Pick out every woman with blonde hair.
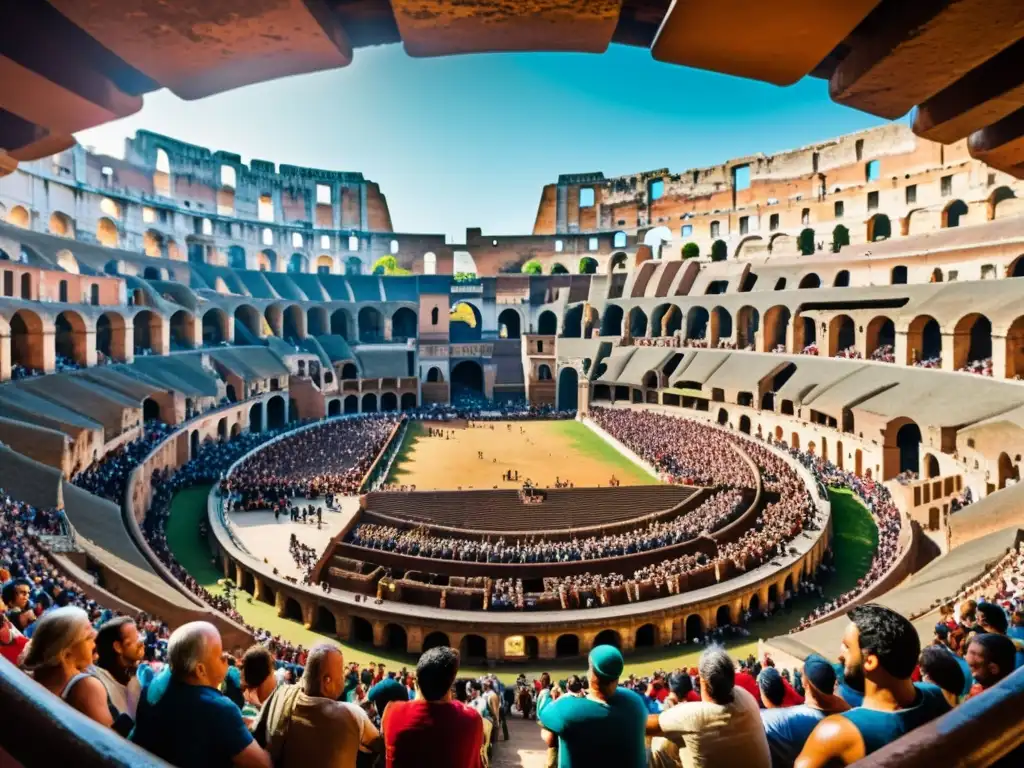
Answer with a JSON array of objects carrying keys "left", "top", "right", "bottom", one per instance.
[{"left": 20, "top": 606, "right": 115, "bottom": 728}]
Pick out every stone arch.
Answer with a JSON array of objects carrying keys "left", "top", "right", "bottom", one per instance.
[
  {"left": 287, "top": 252, "right": 306, "bottom": 274},
  {"left": 733, "top": 235, "right": 763, "bottom": 260},
  {"left": 1006, "top": 315, "right": 1024, "bottom": 379},
  {"left": 562, "top": 305, "right": 583, "bottom": 338},
  {"left": 578, "top": 256, "right": 598, "bottom": 275},
  {"left": 687, "top": 306, "right": 709, "bottom": 341},
  {"left": 1007, "top": 255, "right": 1024, "bottom": 279},
  {"left": 249, "top": 402, "right": 264, "bottom": 432},
  {"left": 558, "top": 366, "right": 579, "bottom": 411},
  {"left": 627, "top": 306, "right": 648, "bottom": 337},
  {"left": 867, "top": 213, "right": 892, "bottom": 241},
  {"left": 361, "top": 393, "right": 378, "bottom": 413},
  {"left": 834, "top": 269, "right": 851, "bottom": 288},
  {"left": 344, "top": 395, "right": 359, "bottom": 414},
  {"left": 340, "top": 362, "right": 359, "bottom": 380},
  {"left": 592, "top": 629, "right": 621, "bottom": 650},
  {"left": 634, "top": 624, "right": 657, "bottom": 648},
  {"left": 423, "top": 631, "right": 450, "bottom": 651},
  {"left": 96, "top": 311, "right": 126, "bottom": 360},
  {"left": 307, "top": 307, "right": 329, "bottom": 337},
  {"left": 228, "top": 246, "right": 246, "bottom": 270},
  {"left": 798, "top": 273, "right": 821, "bottom": 289},
  {"left": 737, "top": 306, "right": 760, "bottom": 349},
  {"left": 763, "top": 306, "right": 791, "bottom": 352},
  {"left": 328, "top": 399, "right": 342, "bottom": 417},
  {"left": 998, "top": 452, "right": 1020, "bottom": 490},
  {"left": 189, "top": 430, "right": 200, "bottom": 459},
  {"left": 739, "top": 414, "right": 751, "bottom": 434},
  {"left": 600, "top": 305, "right": 623, "bottom": 337},
  {"left": 791, "top": 432, "right": 800, "bottom": 450},
  {"left": 451, "top": 360, "right": 484, "bottom": 400},
  {"left": 380, "top": 392, "right": 398, "bottom": 412},
  {"left": 866, "top": 316, "right": 895, "bottom": 360},
  {"left": 828, "top": 314, "right": 856, "bottom": 357},
  {"left": 234, "top": 305, "right": 263, "bottom": 340},
  {"left": 330, "top": 309, "right": 351, "bottom": 339},
  {"left": 715, "top": 605, "right": 732, "bottom": 627},
  {"left": 953, "top": 313, "right": 991, "bottom": 370},
  {"left": 385, "top": 624, "right": 408, "bottom": 652},
  {"left": 555, "top": 634, "right": 580, "bottom": 658},
  {"left": 710, "top": 306, "right": 732, "bottom": 346},
  {"left": 266, "top": 395, "right": 287, "bottom": 429},
  {"left": 449, "top": 301, "right": 482, "bottom": 343},
  {"left": 351, "top": 616, "right": 374, "bottom": 645},
  {"left": 924, "top": 453, "right": 940, "bottom": 479},
  {"left": 891, "top": 265, "right": 908, "bottom": 285},
  {"left": 401, "top": 392, "right": 417, "bottom": 410},
  {"left": 497, "top": 308, "right": 522, "bottom": 339},
  {"left": 8, "top": 206, "right": 29, "bottom": 228},
  {"left": 168, "top": 310, "right": 192, "bottom": 350},
  {"left": 538, "top": 310, "right": 558, "bottom": 336},
  {"left": 426, "top": 366, "right": 444, "bottom": 383},
  {"left": 538, "top": 364, "right": 553, "bottom": 380},
  {"left": 392, "top": 307, "right": 417, "bottom": 340},
  {"left": 134, "top": 309, "right": 164, "bottom": 353},
  {"left": 54, "top": 310, "right": 88, "bottom": 365},
  {"left": 685, "top": 614, "right": 704, "bottom": 641},
  {"left": 942, "top": 199, "right": 968, "bottom": 228},
  {"left": 717, "top": 407, "right": 728, "bottom": 425},
  {"left": 905, "top": 315, "right": 941, "bottom": 365},
  {"left": 358, "top": 306, "right": 385, "bottom": 343},
  {"left": 608, "top": 252, "right": 628, "bottom": 272},
  {"left": 9, "top": 309, "right": 45, "bottom": 371},
  {"left": 202, "top": 308, "right": 229, "bottom": 346},
  {"left": 55, "top": 249, "right": 79, "bottom": 275},
  {"left": 96, "top": 217, "right": 119, "bottom": 248},
  {"left": 256, "top": 250, "right": 276, "bottom": 272},
  {"left": 460, "top": 634, "right": 487, "bottom": 661}
]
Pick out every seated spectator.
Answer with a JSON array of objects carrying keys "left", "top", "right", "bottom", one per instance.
[
  {"left": 918, "top": 646, "right": 966, "bottom": 708},
  {"left": 976, "top": 602, "right": 1024, "bottom": 669},
  {"left": 540, "top": 645, "right": 648, "bottom": 768},
  {"left": 256, "top": 644, "right": 380, "bottom": 767},
  {"left": 91, "top": 616, "right": 146, "bottom": 721},
  {"left": 794, "top": 605, "right": 950, "bottom": 768},
  {"left": 240, "top": 645, "right": 277, "bottom": 723},
  {"left": 3, "top": 578, "right": 38, "bottom": 633},
  {"left": 382, "top": 646, "right": 483, "bottom": 768},
  {"left": 130, "top": 621, "right": 271, "bottom": 768},
  {"left": 21, "top": 606, "right": 115, "bottom": 729},
  {"left": 648, "top": 646, "right": 770, "bottom": 768},
  {"left": 0, "top": 613, "right": 28, "bottom": 665},
  {"left": 761, "top": 654, "right": 848, "bottom": 768},
  {"left": 965, "top": 634, "right": 1018, "bottom": 700}
]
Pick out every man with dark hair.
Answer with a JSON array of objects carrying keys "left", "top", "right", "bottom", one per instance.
[
  {"left": 2, "top": 578, "right": 37, "bottom": 632},
  {"left": 540, "top": 645, "right": 647, "bottom": 768},
  {"left": 91, "top": 616, "right": 145, "bottom": 719},
  {"left": 381, "top": 646, "right": 483, "bottom": 767},
  {"left": 918, "top": 646, "right": 965, "bottom": 707},
  {"left": 965, "top": 634, "right": 1017, "bottom": 698},
  {"left": 794, "top": 605, "right": 949, "bottom": 768},
  {"left": 240, "top": 645, "right": 277, "bottom": 722},
  {"left": 761, "top": 654, "right": 849, "bottom": 768},
  {"left": 976, "top": 603, "right": 1024, "bottom": 669},
  {"left": 648, "top": 646, "right": 770, "bottom": 768},
  {"left": 758, "top": 667, "right": 787, "bottom": 709}
]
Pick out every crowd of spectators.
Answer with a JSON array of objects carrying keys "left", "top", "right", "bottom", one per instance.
[
  {"left": 72, "top": 422, "right": 173, "bottom": 501},
  {"left": 958, "top": 357, "right": 995, "bottom": 377},
  {"left": 913, "top": 355, "right": 942, "bottom": 369},
  {"left": 870, "top": 344, "right": 896, "bottom": 363},
  {"left": 834, "top": 346, "right": 863, "bottom": 360}
]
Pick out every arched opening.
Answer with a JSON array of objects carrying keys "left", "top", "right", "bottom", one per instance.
[
  {"left": 829, "top": 315, "right": 856, "bottom": 357},
  {"left": 891, "top": 265, "right": 908, "bottom": 285},
  {"left": 449, "top": 302, "right": 482, "bottom": 343},
  {"left": 538, "top": 310, "right": 558, "bottom": 336},
  {"left": 248, "top": 403, "right": 263, "bottom": 433},
  {"left": 538, "top": 364, "right": 553, "bottom": 380},
  {"left": 96, "top": 217, "right": 119, "bottom": 248},
  {"left": 867, "top": 213, "right": 892, "bottom": 241},
  {"left": 592, "top": 629, "right": 621, "bottom": 650},
  {"left": 711, "top": 307, "right": 732, "bottom": 346},
  {"left": 797, "top": 228, "right": 815, "bottom": 256},
  {"left": 142, "top": 398, "right": 161, "bottom": 423},
  {"left": 739, "top": 415, "right": 751, "bottom": 434},
  {"left": 600, "top": 305, "right": 624, "bottom": 337},
  {"left": 9, "top": 310, "right": 45, "bottom": 372},
  {"left": 998, "top": 453, "right": 1020, "bottom": 490},
  {"left": 798, "top": 273, "right": 821, "bottom": 289},
  {"left": 1006, "top": 316, "right": 1024, "bottom": 379},
  {"left": 628, "top": 306, "right": 648, "bottom": 338},
  {"left": 423, "top": 631, "right": 450, "bottom": 651},
  {"left": 391, "top": 308, "right": 417, "bottom": 341},
  {"left": 202, "top": 309, "right": 227, "bottom": 346},
  {"left": 763, "top": 306, "right": 791, "bottom": 352},
  {"left": 53, "top": 311, "right": 87, "bottom": 366},
  {"left": 953, "top": 313, "right": 992, "bottom": 371},
  {"left": 562, "top": 305, "right": 583, "bottom": 338},
  {"left": 328, "top": 399, "right": 342, "bottom": 417},
  {"left": 385, "top": 624, "right": 408, "bottom": 652},
  {"left": 717, "top": 408, "right": 728, "bottom": 426},
  {"left": 344, "top": 395, "right": 359, "bottom": 414},
  {"left": 715, "top": 605, "right": 732, "bottom": 627},
  {"left": 687, "top": 307, "right": 709, "bottom": 341},
  {"left": 380, "top": 392, "right": 398, "bottom": 412},
  {"left": 358, "top": 306, "right": 385, "bottom": 343},
  {"left": 400, "top": 393, "right": 417, "bottom": 410},
  {"left": 330, "top": 310, "right": 350, "bottom": 339},
  {"left": 361, "top": 393, "right": 378, "bottom": 413},
  {"left": 685, "top": 615, "right": 704, "bottom": 641},
  {"left": 228, "top": 246, "right": 246, "bottom": 270},
  {"left": 426, "top": 366, "right": 444, "bottom": 383},
  {"left": 451, "top": 360, "right": 484, "bottom": 403},
  {"left": 550, "top": 262, "right": 569, "bottom": 275},
  {"left": 609, "top": 252, "right": 628, "bottom": 272},
  {"left": 282, "top": 597, "right": 302, "bottom": 622},
  {"left": 924, "top": 454, "right": 940, "bottom": 479},
  {"left": 266, "top": 395, "right": 286, "bottom": 429},
  {"left": 896, "top": 421, "right": 922, "bottom": 476},
  {"left": 578, "top": 257, "right": 598, "bottom": 274},
  {"left": 234, "top": 305, "right": 262, "bottom": 341},
  {"left": 943, "top": 200, "right": 968, "bottom": 228},
  {"left": 497, "top": 308, "right": 521, "bottom": 339},
  {"left": 307, "top": 308, "right": 328, "bottom": 337},
  {"left": 315, "top": 607, "right": 336, "bottom": 635},
  {"left": 833, "top": 270, "right": 850, "bottom": 288},
  {"left": 257, "top": 249, "right": 277, "bottom": 272},
  {"left": 190, "top": 430, "right": 200, "bottom": 459},
  {"left": 635, "top": 624, "right": 657, "bottom": 648},
  {"left": 280, "top": 305, "right": 303, "bottom": 342},
  {"left": 1008, "top": 255, "right": 1024, "bottom": 279},
  {"left": 558, "top": 367, "right": 579, "bottom": 411},
  {"left": 460, "top": 634, "right": 487, "bottom": 662},
  {"left": 351, "top": 617, "right": 374, "bottom": 645},
  {"left": 907, "top": 315, "right": 942, "bottom": 365},
  {"left": 340, "top": 362, "right": 358, "bottom": 380},
  {"left": 555, "top": 634, "right": 580, "bottom": 658},
  {"left": 94, "top": 312, "right": 123, "bottom": 361},
  {"left": 287, "top": 253, "right": 306, "bottom": 274},
  {"left": 131, "top": 310, "right": 159, "bottom": 353},
  {"left": 866, "top": 316, "right": 896, "bottom": 361},
  {"left": 346, "top": 256, "right": 362, "bottom": 276}
]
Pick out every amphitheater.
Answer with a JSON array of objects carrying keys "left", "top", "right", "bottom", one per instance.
[{"left": 2, "top": 4, "right": 1024, "bottom": 768}]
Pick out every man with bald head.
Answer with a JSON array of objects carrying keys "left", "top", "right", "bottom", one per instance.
[
  {"left": 256, "top": 643, "right": 381, "bottom": 767},
  {"left": 130, "top": 621, "right": 271, "bottom": 768}
]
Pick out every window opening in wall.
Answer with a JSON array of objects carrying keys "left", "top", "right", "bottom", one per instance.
[
  {"left": 732, "top": 165, "right": 750, "bottom": 191},
  {"left": 220, "top": 165, "right": 236, "bottom": 188},
  {"left": 202, "top": 218, "right": 213, "bottom": 236},
  {"left": 424, "top": 252, "right": 437, "bottom": 275},
  {"left": 291, "top": 232, "right": 303, "bottom": 248},
  {"left": 320, "top": 235, "right": 331, "bottom": 249},
  {"left": 649, "top": 180, "right": 664, "bottom": 201},
  {"left": 143, "top": 207, "right": 156, "bottom": 224},
  {"left": 812, "top": 152, "right": 820, "bottom": 173},
  {"left": 941, "top": 175, "right": 953, "bottom": 197},
  {"left": 801, "top": 208, "right": 810, "bottom": 226},
  {"left": 739, "top": 216, "right": 749, "bottom": 235},
  {"left": 834, "top": 201, "right": 844, "bottom": 218},
  {"left": 681, "top": 224, "right": 693, "bottom": 237},
  {"left": 613, "top": 232, "right": 627, "bottom": 248},
  {"left": 906, "top": 185, "right": 917, "bottom": 204},
  {"left": 316, "top": 184, "right": 331, "bottom": 204},
  {"left": 348, "top": 235, "right": 359, "bottom": 251},
  {"left": 855, "top": 139, "right": 864, "bottom": 161},
  {"left": 262, "top": 228, "right": 273, "bottom": 246},
  {"left": 554, "top": 240, "right": 564, "bottom": 252},
  {"left": 865, "top": 160, "right": 880, "bottom": 182},
  {"left": 710, "top": 221, "right": 720, "bottom": 238},
  {"left": 588, "top": 237, "right": 598, "bottom": 251},
  {"left": 579, "top": 187, "right": 595, "bottom": 207},
  {"left": 867, "top": 191, "right": 879, "bottom": 211},
  {"left": 769, "top": 214, "right": 779, "bottom": 231},
  {"left": 100, "top": 198, "right": 120, "bottom": 219},
  {"left": 390, "top": 240, "right": 399, "bottom": 254},
  {"left": 258, "top": 194, "right": 274, "bottom": 222}
]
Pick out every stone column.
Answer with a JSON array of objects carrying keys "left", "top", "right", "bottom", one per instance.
[
  {"left": 333, "top": 612, "right": 351, "bottom": 641},
  {"left": 274, "top": 590, "right": 287, "bottom": 618},
  {"left": 991, "top": 334, "right": 1008, "bottom": 379},
  {"left": 40, "top": 329, "right": 56, "bottom": 373},
  {"left": 301, "top": 602, "right": 315, "bottom": 630},
  {"left": 941, "top": 332, "right": 957, "bottom": 372},
  {"left": 81, "top": 329, "right": 98, "bottom": 368},
  {"left": 0, "top": 330, "right": 10, "bottom": 382},
  {"left": 253, "top": 577, "right": 265, "bottom": 603},
  {"left": 406, "top": 626, "right": 424, "bottom": 655},
  {"left": 372, "top": 621, "right": 387, "bottom": 648},
  {"left": 895, "top": 329, "right": 909, "bottom": 366}
]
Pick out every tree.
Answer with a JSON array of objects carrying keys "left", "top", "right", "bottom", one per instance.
[
  {"left": 551, "top": 263, "right": 568, "bottom": 274},
  {"left": 522, "top": 259, "right": 543, "bottom": 275},
  {"left": 371, "top": 255, "right": 410, "bottom": 275},
  {"left": 831, "top": 225, "right": 850, "bottom": 253},
  {"left": 798, "top": 228, "right": 816, "bottom": 256},
  {"left": 682, "top": 242, "right": 700, "bottom": 260},
  {"left": 453, "top": 272, "right": 477, "bottom": 282},
  {"left": 710, "top": 240, "right": 727, "bottom": 262},
  {"left": 578, "top": 257, "right": 598, "bottom": 274}
]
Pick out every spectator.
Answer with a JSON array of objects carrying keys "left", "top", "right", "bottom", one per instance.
[
  {"left": 367, "top": 675, "right": 412, "bottom": 729},
  {"left": 130, "top": 621, "right": 271, "bottom": 768},
  {"left": 976, "top": 603, "right": 1024, "bottom": 669},
  {"left": 918, "top": 646, "right": 966, "bottom": 708},
  {"left": 794, "top": 605, "right": 950, "bottom": 768},
  {"left": 648, "top": 646, "right": 770, "bottom": 768},
  {"left": 91, "top": 616, "right": 146, "bottom": 721},
  {"left": 21, "top": 606, "right": 115, "bottom": 729},
  {"left": 239, "top": 645, "right": 277, "bottom": 723},
  {"left": 964, "top": 634, "right": 1017, "bottom": 699},
  {"left": 257, "top": 643, "right": 380, "bottom": 767},
  {"left": 761, "top": 654, "right": 848, "bottom": 768},
  {"left": 540, "top": 645, "right": 648, "bottom": 768},
  {"left": 382, "top": 646, "right": 483, "bottom": 768},
  {"left": 2, "top": 578, "right": 38, "bottom": 633}
]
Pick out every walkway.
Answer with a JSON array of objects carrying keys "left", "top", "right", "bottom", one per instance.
[{"left": 492, "top": 717, "right": 546, "bottom": 768}]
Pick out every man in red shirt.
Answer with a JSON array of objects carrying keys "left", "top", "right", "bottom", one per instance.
[{"left": 381, "top": 646, "right": 483, "bottom": 768}]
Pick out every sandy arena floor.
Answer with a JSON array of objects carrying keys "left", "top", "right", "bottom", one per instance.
[{"left": 384, "top": 419, "right": 657, "bottom": 491}]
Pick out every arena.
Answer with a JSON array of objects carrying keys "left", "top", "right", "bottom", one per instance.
[{"left": 1, "top": 4, "right": 1024, "bottom": 768}]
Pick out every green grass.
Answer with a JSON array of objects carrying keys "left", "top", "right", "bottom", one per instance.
[
  {"left": 167, "top": 486, "right": 876, "bottom": 680},
  {"left": 544, "top": 419, "right": 660, "bottom": 486},
  {"left": 383, "top": 421, "right": 426, "bottom": 485}
]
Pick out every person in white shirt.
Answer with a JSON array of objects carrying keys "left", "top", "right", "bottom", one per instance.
[{"left": 90, "top": 616, "right": 145, "bottom": 719}]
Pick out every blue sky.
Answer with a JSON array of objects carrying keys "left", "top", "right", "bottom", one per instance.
[{"left": 77, "top": 43, "right": 893, "bottom": 241}]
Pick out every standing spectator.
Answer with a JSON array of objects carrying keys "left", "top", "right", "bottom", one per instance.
[
  {"left": 130, "top": 621, "right": 271, "bottom": 768},
  {"left": 91, "top": 616, "right": 146, "bottom": 720},
  {"left": 20, "top": 606, "right": 114, "bottom": 729},
  {"left": 794, "top": 605, "right": 950, "bottom": 768},
  {"left": 382, "top": 646, "right": 483, "bottom": 768},
  {"left": 540, "top": 645, "right": 648, "bottom": 768},
  {"left": 964, "top": 634, "right": 1018, "bottom": 699},
  {"left": 648, "top": 646, "right": 770, "bottom": 768},
  {"left": 761, "top": 654, "right": 849, "bottom": 768},
  {"left": 256, "top": 644, "right": 381, "bottom": 767}
]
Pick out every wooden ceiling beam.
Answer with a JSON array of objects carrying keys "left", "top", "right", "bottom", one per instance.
[{"left": 969, "top": 107, "right": 1024, "bottom": 175}]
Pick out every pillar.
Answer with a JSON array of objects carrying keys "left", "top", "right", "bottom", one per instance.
[
  {"left": 120, "top": 322, "right": 134, "bottom": 364},
  {"left": 372, "top": 621, "right": 387, "bottom": 648},
  {"left": 301, "top": 601, "right": 316, "bottom": 629},
  {"left": 274, "top": 590, "right": 287, "bottom": 618},
  {"left": 620, "top": 631, "right": 636, "bottom": 653},
  {"left": 991, "top": 334, "right": 1007, "bottom": 380},
  {"left": 940, "top": 332, "right": 956, "bottom": 371},
  {"left": 81, "top": 329, "right": 98, "bottom": 367},
  {"left": 0, "top": 331, "right": 10, "bottom": 381},
  {"left": 539, "top": 635, "right": 557, "bottom": 661},
  {"left": 253, "top": 577, "right": 265, "bottom": 603},
  {"left": 40, "top": 329, "right": 56, "bottom": 373},
  {"left": 333, "top": 612, "right": 351, "bottom": 641},
  {"left": 153, "top": 318, "right": 171, "bottom": 356},
  {"left": 406, "top": 626, "right": 424, "bottom": 655}
]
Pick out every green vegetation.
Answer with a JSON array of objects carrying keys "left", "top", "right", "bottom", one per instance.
[
  {"left": 831, "top": 224, "right": 850, "bottom": 253},
  {"left": 521, "top": 259, "right": 543, "bottom": 275},
  {"left": 798, "top": 227, "right": 816, "bottom": 256},
  {"left": 545, "top": 420, "right": 659, "bottom": 486},
  {"left": 166, "top": 481, "right": 876, "bottom": 680},
  {"left": 371, "top": 255, "right": 411, "bottom": 276},
  {"left": 382, "top": 421, "right": 426, "bottom": 485},
  {"left": 550, "top": 263, "right": 569, "bottom": 274},
  {"left": 682, "top": 242, "right": 700, "bottom": 260},
  {"left": 710, "top": 240, "right": 727, "bottom": 262},
  {"left": 453, "top": 272, "right": 478, "bottom": 283},
  {"left": 578, "top": 257, "right": 598, "bottom": 274}
]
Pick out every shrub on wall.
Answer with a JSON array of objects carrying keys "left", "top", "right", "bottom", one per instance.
[
  {"left": 710, "top": 240, "right": 727, "bottom": 262},
  {"left": 682, "top": 242, "right": 700, "bottom": 260},
  {"left": 521, "top": 259, "right": 543, "bottom": 275}
]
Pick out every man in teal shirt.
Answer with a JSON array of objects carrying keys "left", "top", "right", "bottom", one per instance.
[{"left": 539, "top": 645, "right": 648, "bottom": 767}]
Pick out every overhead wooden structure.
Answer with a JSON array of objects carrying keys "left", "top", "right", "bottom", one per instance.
[{"left": 1, "top": 0, "right": 1023, "bottom": 175}]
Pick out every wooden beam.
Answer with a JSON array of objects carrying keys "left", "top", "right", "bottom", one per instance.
[
  {"left": 968, "top": 106, "right": 1024, "bottom": 175},
  {"left": 831, "top": 0, "right": 1024, "bottom": 119},
  {"left": 652, "top": 0, "right": 882, "bottom": 86},
  {"left": 8, "top": 133, "right": 76, "bottom": 163}
]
